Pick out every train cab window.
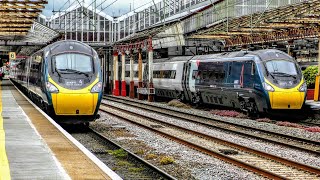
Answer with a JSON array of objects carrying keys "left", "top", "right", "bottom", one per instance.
[
  {"left": 54, "top": 53, "right": 93, "bottom": 73},
  {"left": 265, "top": 60, "right": 297, "bottom": 75}
]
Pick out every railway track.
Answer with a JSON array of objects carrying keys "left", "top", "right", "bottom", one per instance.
[
  {"left": 67, "top": 126, "right": 175, "bottom": 180},
  {"left": 104, "top": 96, "right": 320, "bottom": 156},
  {"left": 99, "top": 101, "right": 320, "bottom": 179}
]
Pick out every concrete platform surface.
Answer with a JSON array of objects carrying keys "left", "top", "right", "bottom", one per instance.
[
  {"left": 0, "top": 79, "right": 121, "bottom": 180},
  {"left": 1, "top": 81, "right": 69, "bottom": 179}
]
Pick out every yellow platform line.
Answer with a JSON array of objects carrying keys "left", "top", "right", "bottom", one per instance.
[{"left": 0, "top": 81, "right": 11, "bottom": 180}]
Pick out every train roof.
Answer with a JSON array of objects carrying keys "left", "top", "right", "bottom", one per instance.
[
  {"left": 192, "top": 51, "right": 249, "bottom": 60},
  {"left": 248, "top": 49, "right": 293, "bottom": 62},
  {"left": 153, "top": 56, "right": 193, "bottom": 63},
  {"left": 189, "top": 49, "right": 293, "bottom": 62},
  {"left": 46, "top": 40, "right": 94, "bottom": 56}
]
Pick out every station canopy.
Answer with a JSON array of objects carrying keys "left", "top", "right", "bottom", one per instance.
[
  {"left": 189, "top": 0, "right": 320, "bottom": 47},
  {"left": 0, "top": 0, "right": 59, "bottom": 46}
]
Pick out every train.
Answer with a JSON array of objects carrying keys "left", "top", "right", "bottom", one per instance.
[
  {"left": 124, "top": 49, "right": 306, "bottom": 115},
  {"left": 10, "top": 40, "right": 103, "bottom": 124}
]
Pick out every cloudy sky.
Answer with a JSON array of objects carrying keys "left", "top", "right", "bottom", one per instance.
[{"left": 43, "top": 0, "right": 152, "bottom": 17}]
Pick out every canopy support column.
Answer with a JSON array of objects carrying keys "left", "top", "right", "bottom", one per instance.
[
  {"left": 129, "top": 50, "right": 135, "bottom": 99},
  {"left": 148, "top": 37, "right": 154, "bottom": 102},
  {"left": 121, "top": 51, "right": 126, "bottom": 97},
  {"left": 138, "top": 48, "right": 143, "bottom": 100},
  {"left": 314, "top": 37, "right": 320, "bottom": 101},
  {"left": 113, "top": 51, "right": 120, "bottom": 96}
]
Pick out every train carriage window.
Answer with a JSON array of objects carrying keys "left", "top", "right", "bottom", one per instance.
[
  {"left": 251, "top": 62, "right": 255, "bottom": 75},
  {"left": 192, "top": 70, "right": 198, "bottom": 80},
  {"left": 208, "top": 71, "right": 214, "bottom": 79},
  {"left": 202, "top": 71, "right": 208, "bottom": 80},
  {"left": 170, "top": 71, "right": 176, "bottom": 79},
  {"left": 125, "top": 71, "right": 130, "bottom": 77}
]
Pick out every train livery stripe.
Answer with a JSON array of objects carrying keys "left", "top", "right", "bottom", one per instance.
[{"left": 0, "top": 81, "right": 11, "bottom": 180}]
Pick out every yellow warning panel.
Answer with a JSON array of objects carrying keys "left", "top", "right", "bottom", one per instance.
[{"left": 0, "top": 81, "right": 11, "bottom": 180}]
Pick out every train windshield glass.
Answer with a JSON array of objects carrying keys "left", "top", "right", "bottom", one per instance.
[
  {"left": 265, "top": 60, "right": 297, "bottom": 76},
  {"left": 54, "top": 53, "right": 93, "bottom": 73}
]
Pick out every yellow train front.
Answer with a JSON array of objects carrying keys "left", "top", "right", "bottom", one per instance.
[
  {"left": 46, "top": 40, "right": 103, "bottom": 123},
  {"left": 256, "top": 50, "right": 307, "bottom": 113},
  {"left": 11, "top": 40, "right": 103, "bottom": 124}
]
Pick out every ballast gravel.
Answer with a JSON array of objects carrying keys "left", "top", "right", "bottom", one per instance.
[
  {"left": 105, "top": 100, "right": 320, "bottom": 168},
  {"left": 104, "top": 97, "right": 320, "bottom": 142},
  {"left": 93, "top": 111, "right": 264, "bottom": 179}
]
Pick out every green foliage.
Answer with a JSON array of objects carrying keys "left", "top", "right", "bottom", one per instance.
[
  {"left": 117, "top": 161, "right": 133, "bottom": 167},
  {"left": 107, "top": 149, "right": 128, "bottom": 159},
  {"left": 128, "top": 167, "right": 144, "bottom": 172},
  {"left": 302, "top": 66, "right": 318, "bottom": 89},
  {"left": 135, "top": 149, "right": 145, "bottom": 155},
  {"left": 159, "top": 156, "right": 174, "bottom": 165},
  {"left": 146, "top": 153, "right": 157, "bottom": 160}
]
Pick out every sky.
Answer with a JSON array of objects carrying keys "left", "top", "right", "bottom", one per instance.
[{"left": 43, "top": 0, "right": 152, "bottom": 17}]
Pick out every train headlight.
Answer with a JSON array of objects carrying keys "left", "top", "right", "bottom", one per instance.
[
  {"left": 91, "top": 82, "right": 102, "bottom": 93},
  {"left": 46, "top": 82, "right": 59, "bottom": 93},
  {"left": 299, "top": 82, "right": 307, "bottom": 92},
  {"left": 262, "top": 82, "right": 275, "bottom": 92}
]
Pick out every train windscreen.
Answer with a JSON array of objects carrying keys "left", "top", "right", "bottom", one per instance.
[
  {"left": 54, "top": 53, "right": 93, "bottom": 73},
  {"left": 265, "top": 60, "right": 298, "bottom": 76}
]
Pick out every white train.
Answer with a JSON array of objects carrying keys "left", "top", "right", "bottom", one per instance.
[{"left": 121, "top": 49, "right": 306, "bottom": 114}]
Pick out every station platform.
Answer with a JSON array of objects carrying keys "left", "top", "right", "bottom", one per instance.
[
  {"left": 0, "top": 79, "right": 120, "bottom": 180},
  {"left": 305, "top": 100, "right": 320, "bottom": 110}
]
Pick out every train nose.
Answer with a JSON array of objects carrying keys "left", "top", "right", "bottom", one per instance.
[
  {"left": 269, "top": 91, "right": 304, "bottom": 109},
  {"left": 53, "top": 93, "right": 97, "bottom": 115}
]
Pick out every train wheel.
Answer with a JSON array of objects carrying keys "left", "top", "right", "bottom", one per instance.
[
  {"left": 248, "top": 101, "right": 259, "bottom": 118},
  {"left": 191, "top": 93, "right": 202, "bottom": 105},
  {"left": 177, "top": 92, "right": 185, "bottom": 102}
]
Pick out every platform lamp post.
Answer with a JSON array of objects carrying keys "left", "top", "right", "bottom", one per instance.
[
  {"left": 112, "top": 50, "right": 120, "bottom": 96},
  {"left": 148, "top": 37, "right": 154, "bottom": 102},
  {"left": 138, "top": 47, "right": 143, "bottom": 100},
  {"left": 315, "top": 37, "right": 320, "bottom": 101},
  {"left": 121, "top": 49, "right": 126, "bottom": 97},
  {"left": 129, "top": 49, "right": 135, "bottom": 99}
]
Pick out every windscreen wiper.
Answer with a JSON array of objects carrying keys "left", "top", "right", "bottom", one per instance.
[
  {"left": 271, "top": 72, "right": 296, "bottom": 79},
  {"left": 63, "top": 69, "right": 89, "bottom": 77},
  {"left": 55, "top": 67, "right": 62, "bottom": 82}
]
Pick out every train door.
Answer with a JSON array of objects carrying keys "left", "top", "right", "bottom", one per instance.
[
  {"left": 243, "top": 61, "right": 255, "bottom": 88},
  {"left": 181, "top": 62, "right": 190, "bottom": 101},
  {"left": 188, "top": 61, "right": 198, "bottom": 93}
]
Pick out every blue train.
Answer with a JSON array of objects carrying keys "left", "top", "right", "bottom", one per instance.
[
  {"left": 11, "top": 40, "right": 103, "bottom": 123},
  {"left": 125, "top": 49, "right": 306, "bottom": 115}
]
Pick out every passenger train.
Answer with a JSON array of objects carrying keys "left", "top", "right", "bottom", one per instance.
[
  {"left": 124, "top": 49, "right": 306, "bottom": 115},
  {"left": 10, "top": 40, "right": 103, "bottom": 123}
]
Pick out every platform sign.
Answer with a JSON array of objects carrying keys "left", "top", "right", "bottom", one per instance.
[{"left": 9, "top": 52, "right": 16, "bottom": 60}]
